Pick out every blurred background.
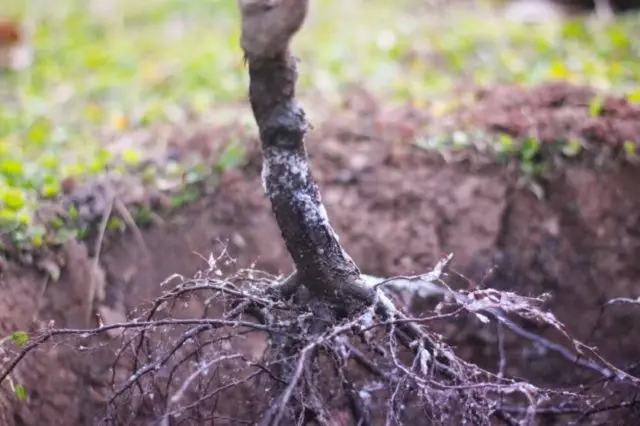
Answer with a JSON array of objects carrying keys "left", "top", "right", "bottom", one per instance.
[{"left": 1, "top": 0, "right": 639, "bottom": 214}]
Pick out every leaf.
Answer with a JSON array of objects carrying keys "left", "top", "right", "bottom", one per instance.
[
  {"left": 170, "top": 186, "right": 200, "bottom": 208},
  {"left": 519, "top": 136, "right": 540, "bottom": 161},
  {"left": 589, "top": 96, "right": 603, "bottom": 117},
  {"left": 11, "top": 330, "right": 28, "bottom": 346},
  {"left": 624, "top": 141, "right": 636, "bottom": 155},
  {"left": 122, "top": 148, "right": 141, "bottom": 165},
  {"left": 76, "top": 226, "right": 88, "bottom": 240},
  {"left": 0, "top": 208, "right": 18, "bottom": 226},
  {"left": 107, "top": 216, "right": 123, "bottom": 230},
  {"left": 51, "top": 227, "right": 78, "bottom": 245},
  {"left": 607, "top": 25, "right": 629, "bottom": 49},
  {"left": 87, "top": 157, "right": 107, "bottom": 174},
  {"left": 216, "top": 142, "right": 246, "bottom": 172},
  {"left": 41, "top": 181, "right": 60, "bottom": 198},
  {"left": 30, "top": 232, "right": 44, "bottom": 247},
  {"left": 13, "top": 383, "right": 26, "bottom": 401},
  {"left": 132, "top": 206, "right": 152, "bottom": 224},
  {"left": 623, "top": 141, "right": 637, "bottom": 161},
  {"left": 50, "top": 216, "right": 64, "bottom": 229},
  {"left": 15, "top": 209, "right": 31, "bottom": 225},
  {"left": 548, "top": 60, "right": 570, "bottom": 79},
  {"left": 67, "top": 204, "right": 78, "bottom": 219},
  {"left": 26, "top": 118, "right": 51, "bottom": 147},
  {"left": 1, "top": 188, "right": 25, "bottom": 210},
  {"left": 561, "top": 138, "right": 581, "bottom": 157},
  {"left": 626, "top": 89, "right": 640, "bottom": 104},
  {"left": 0, "top": 159, "right": 24, "bottom": 178},
  {"left": 495, "top": 133, "right": 516, "bottom": 156}
]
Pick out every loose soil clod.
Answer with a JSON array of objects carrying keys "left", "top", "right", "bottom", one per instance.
[{"left": 467, "top": 81, "right": 640, "bottom": 154}]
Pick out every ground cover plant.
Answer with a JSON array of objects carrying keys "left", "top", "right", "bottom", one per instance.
[{"left": 2, "top": 0, "right": 640, "bottom": 248}]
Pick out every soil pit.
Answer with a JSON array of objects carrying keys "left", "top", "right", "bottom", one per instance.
[{"left": 1, "top": 81, "right": 640, "bottom": 425}]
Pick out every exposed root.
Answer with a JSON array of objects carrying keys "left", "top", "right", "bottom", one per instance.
[{"left": 1, "top": 251, "right": 638, "bottom": 425}]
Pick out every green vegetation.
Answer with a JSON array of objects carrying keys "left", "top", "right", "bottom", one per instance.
[
  {"left": 0, "top": 329, "right": 28, "bottom": 399},
  {"left": 1, "top": 0, "right": 640, "bottom": 247}
]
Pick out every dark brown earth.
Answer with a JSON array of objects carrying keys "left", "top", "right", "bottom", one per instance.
[
  {"left": 1, "top": 81, "right": 640, "bottom": 425},
  {"left": 468, "top": 81, "right": 640, "bottom": 153}
]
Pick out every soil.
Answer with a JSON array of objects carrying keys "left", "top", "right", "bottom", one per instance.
[
  {"left": 467, "top": 81, "right": 640, "bottom": 154},
  {"left": 1, "top": 81, "right": 640, "bottom": 425}
]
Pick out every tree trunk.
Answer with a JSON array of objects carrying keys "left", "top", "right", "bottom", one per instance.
[{"left": 239, "top": 0, "right": 375, "bottom": 316}]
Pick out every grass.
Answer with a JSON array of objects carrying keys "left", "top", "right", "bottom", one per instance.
[{"left": 1, "top": 0, "right": 640, "bottom": 248}]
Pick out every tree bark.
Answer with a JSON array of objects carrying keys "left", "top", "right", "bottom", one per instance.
[
  {"left": 237, "top": 1, "right": 446, "bottom": 364},
  {"left": 238, "top": 0, "right": 375, "bottom": 315}
]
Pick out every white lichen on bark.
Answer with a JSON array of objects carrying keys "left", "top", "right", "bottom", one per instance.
[{"left": 261, "top": 147, "right": 309, "bottom": 196}]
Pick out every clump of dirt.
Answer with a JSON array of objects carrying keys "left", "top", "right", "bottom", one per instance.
[
  {"left": 465, "top": 80, "right": 640, "bottom": 155},
  {"left": 1, "top": 81, "right": 640, "bottom": 424}
]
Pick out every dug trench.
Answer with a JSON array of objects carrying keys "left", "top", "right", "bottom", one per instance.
[{"left": 1, "top": 82, "right": 640, "bottom": 424}]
